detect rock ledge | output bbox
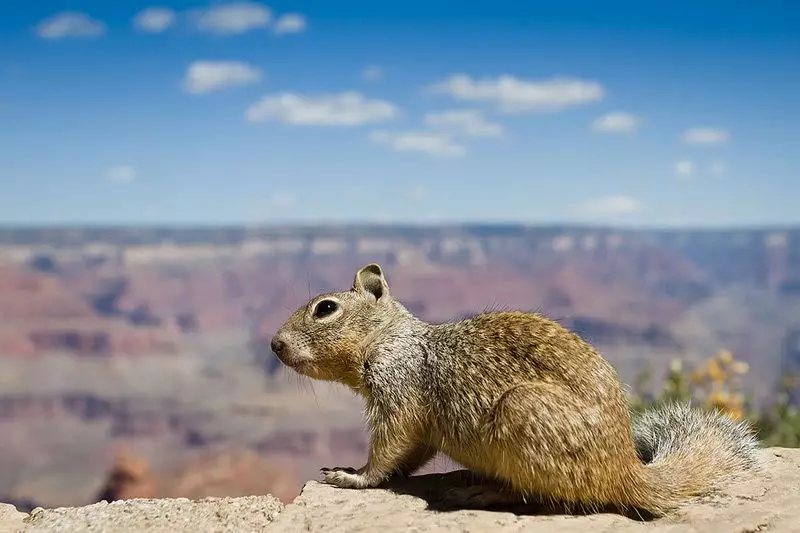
[3,448,799,533]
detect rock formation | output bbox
[158,447,300,504]
[95,449,158,502]
[94,447,301,506]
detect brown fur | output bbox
[270,263,760,517]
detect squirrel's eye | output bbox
[313,299,339,319]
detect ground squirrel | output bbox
[270,263,760,517]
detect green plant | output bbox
[751,374,800,448]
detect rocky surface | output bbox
[2,447,799,532]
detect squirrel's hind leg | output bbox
[480,381,633,510]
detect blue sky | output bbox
[0,0,798,227]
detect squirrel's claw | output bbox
[320,466,358,475]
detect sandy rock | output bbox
[4,496,282,533]
[1,503,28,533]
[2,448,799,532]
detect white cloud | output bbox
[424,109,504,138]
[362,66,383,82]
[710,161,726,176]
[273,13,306,35]
[35,12,106,40]
[182,61,262,94]
[133,7,176,33]
[246,92,400,126]
[192,2,271,35]
[427,74,604,114]
[108,166,136,183]
[582,195,640,215]
[682,127,730,145]
[369,130,466,158]
[675,159,694,178]
[590,111,641,133]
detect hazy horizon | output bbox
[1,220,799,233]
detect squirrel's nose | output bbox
[270,337,286,357]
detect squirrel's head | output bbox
[270,263,402,388]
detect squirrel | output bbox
[269,263,761,517]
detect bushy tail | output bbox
[628,402,761,516]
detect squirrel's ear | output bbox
[353,263,390,302]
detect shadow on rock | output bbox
[380,469,658,522]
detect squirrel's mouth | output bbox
[279,354,305,370]
[283,358,316,378]
[274,348,313,374]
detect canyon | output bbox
[0,224,799,509]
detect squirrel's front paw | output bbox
[321,467,371,489]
